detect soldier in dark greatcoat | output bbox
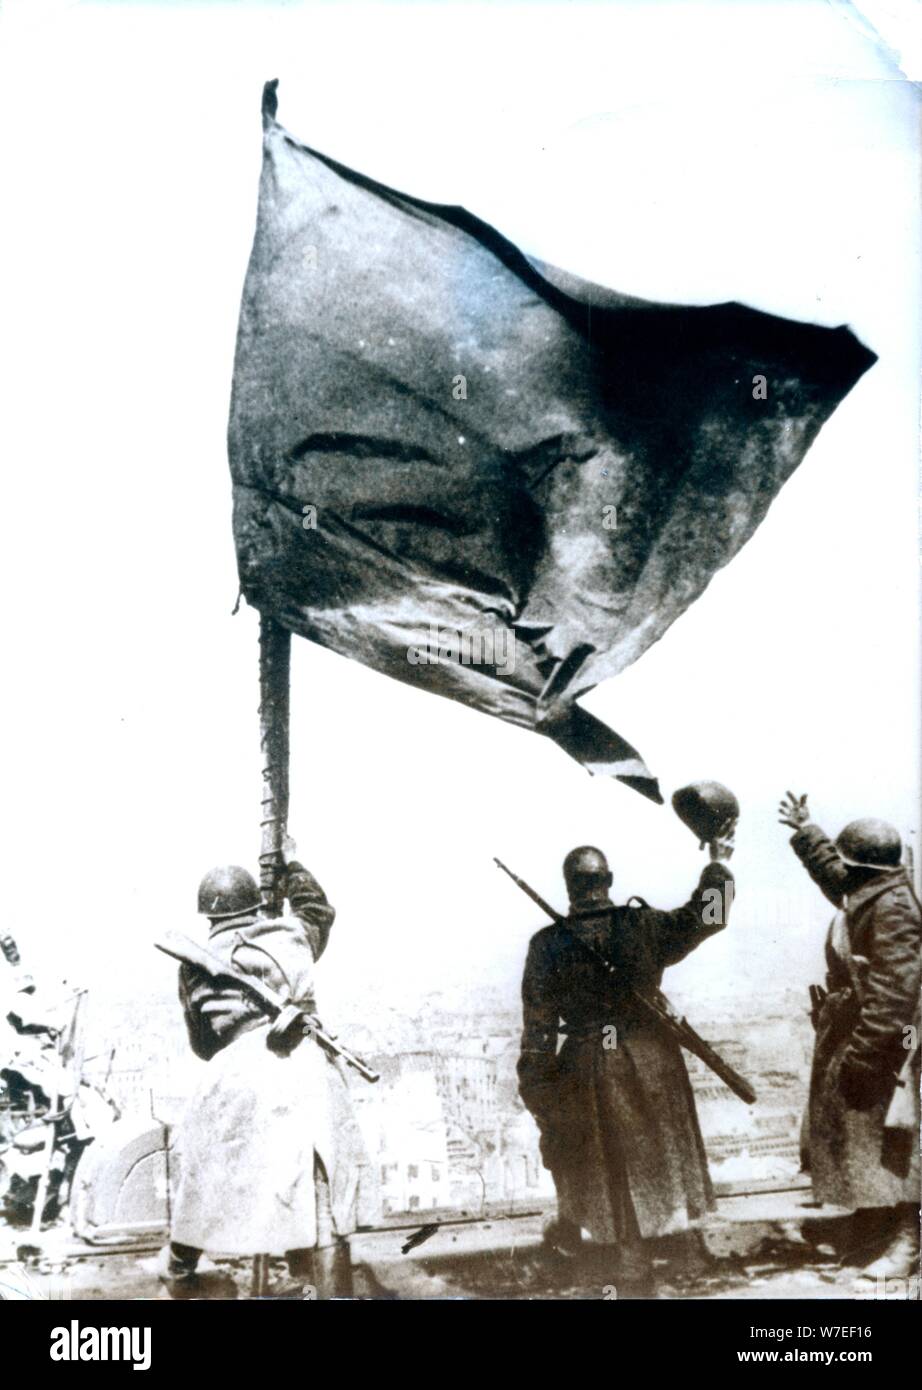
[517,840,734,1294]
[779,793,920,1282]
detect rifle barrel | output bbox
[494,858,563,923]
[155,935,379,1083]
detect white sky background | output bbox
[0,0,919,1030]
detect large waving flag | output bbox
[228,81,875,802]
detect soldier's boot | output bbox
[279,1248,311,1298]
[159,1241,203,1299]
[287,1240,353,1299]
[615,1243,655,1299]
[581,1231,653,1298]
[856,1205,920,1282]
[845,1205,895,1258]
[801,1212,854,1254]
[542,1216,583,1260]
[676,1228,715,1279]
[311,1238,354,1299]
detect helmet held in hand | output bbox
[672,781,739,845]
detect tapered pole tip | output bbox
[262,79,279,124]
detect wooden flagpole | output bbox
[258,614,291,920]
[252,614,292,1293]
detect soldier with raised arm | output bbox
[164,841,368,1299]
[779,792,921,1283]
[517,833,735,1296]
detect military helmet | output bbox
[563,845,611,887]
[197,865,262,918]
[835,819,902,870]
[0,933,21,966]
[672,781,739,843]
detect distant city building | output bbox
[95,988,815,1218]
[430,1048,498,1133]
[353,1054,449,1216]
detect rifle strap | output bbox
[557,907,622,982]
[230,934,298,1001]
[562,894,652,974]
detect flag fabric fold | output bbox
[228,80,876,802]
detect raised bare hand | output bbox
[778,791,810,829]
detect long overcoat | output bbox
[518,862,733,1242]
[791,824,921,1210]
[171,865,370,1256]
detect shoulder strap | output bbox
[627,894,651,910]
[558,910,618,975]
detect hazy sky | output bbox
[0,1,918,1031]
